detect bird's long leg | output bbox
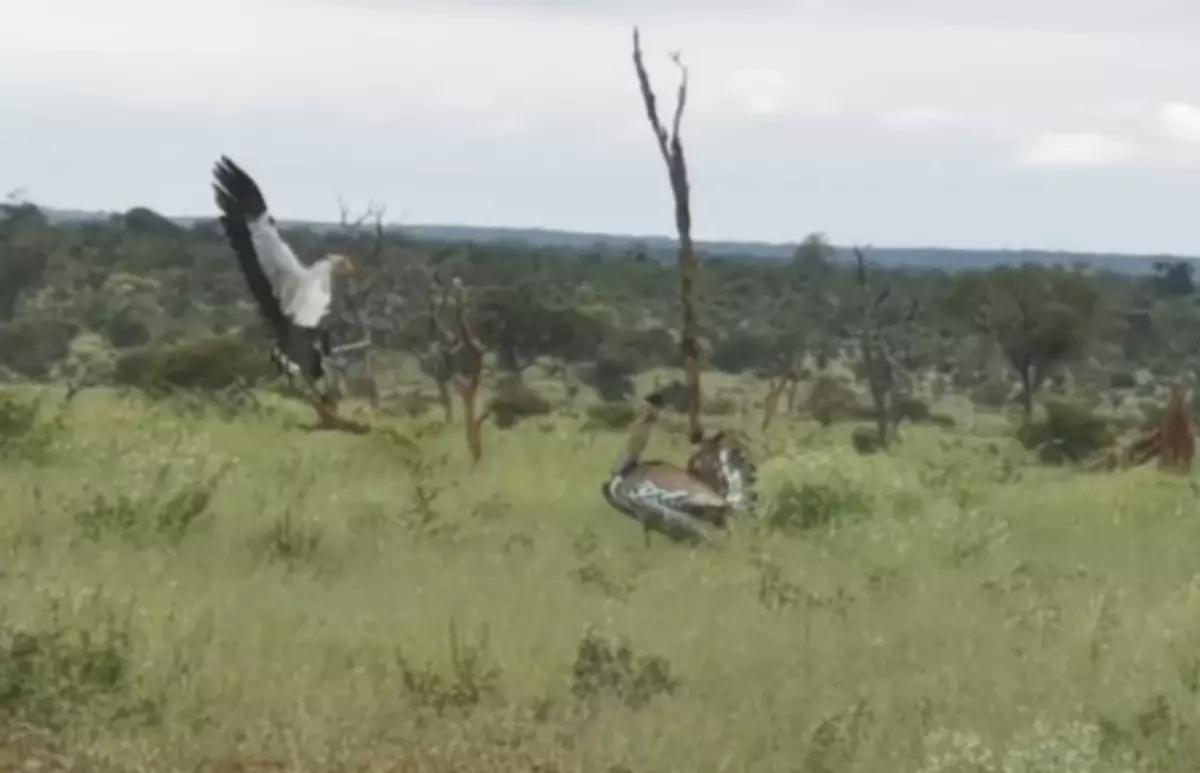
[643,525,651,549]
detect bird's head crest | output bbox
[327,253,356,276]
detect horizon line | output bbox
[18,202,1200,262]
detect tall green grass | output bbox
[0,384,1196,772]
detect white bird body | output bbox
[245,216,338,328]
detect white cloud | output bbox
[8,0,1200,253]
[720,68,793,116]
[877,107,964,130]
[1156,102,1200,143]
[1098,97,1152,118]
[1013,132,1140,169]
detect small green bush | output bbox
[113,334,274,395]
[1016,399,1116,465]
[0,608,143,729]
[0,319,79,379]
[583,402,637,431]
[489,376,552,429]
[0,389,66,464]
[766,476,873,534]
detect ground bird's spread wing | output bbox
[605,475,712,544]
[618,462,729,528]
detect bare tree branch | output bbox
[424,273,489,463]
[632,25,702,445]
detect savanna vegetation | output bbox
[6,30,1200,765]
[4,178,1200,772]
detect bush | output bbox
[0,389,67,464]
[488,376,552,429]
[0,319,79,379]
[703,395,737,416]
[113,334,274,395]
[583,402,637,431]
[851,426,882,455]
[0,606,142,730]
[807,375,866,426]
[577,356,635,402]
[1016,400,1116,465]
[765,476,873,534]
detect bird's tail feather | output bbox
[719,445,759,511]
[270,345,302,379]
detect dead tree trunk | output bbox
[419,353,455,423]
[428,275,489,465]
[631,26,756,500]
[632,26,703,445]
[762,367,799,432]
[1159,385,1195,473]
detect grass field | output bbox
[1,379,1199,772]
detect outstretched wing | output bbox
[211,156,330,380]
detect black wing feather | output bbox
[211,156,329,382]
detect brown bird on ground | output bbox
[600,391,758,547]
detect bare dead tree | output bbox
[420,298,458,423]
[327,200,467,422]
[426,274,490,464]
[1158,385,1195,473]
[761,358,801,432]
[632,27,757,500]
[632,26,703,445]
[332,198,387,408]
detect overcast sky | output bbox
[5,0,1200,254]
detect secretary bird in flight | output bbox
[211,156,364,429]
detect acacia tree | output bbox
[946,264,1100,419]
[760,233,844,431]
[474,283,608,376]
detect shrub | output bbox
[807,375,866,426]
[583,402,637,431]
[0,319,79,379]
[0,389,66,464]
[1016,399,1116,465]
[0,608,142,729]
[488,376,552,429]
[577,356,635,402]
[570,629,676,709]
[113,334,274,395]
[765,476,873,534]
